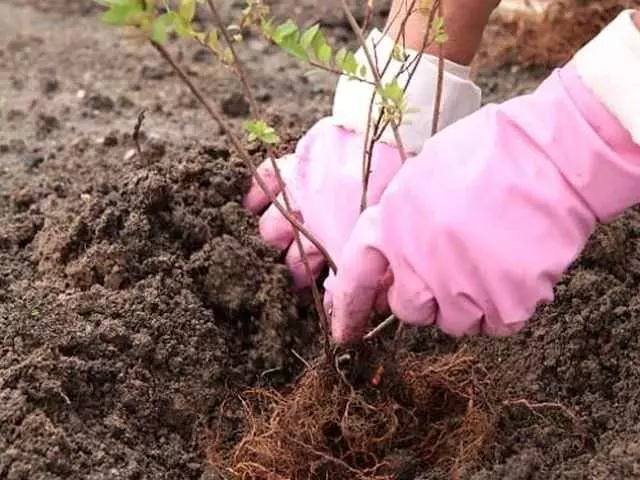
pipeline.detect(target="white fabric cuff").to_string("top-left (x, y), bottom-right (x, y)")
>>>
top-left (331, 28), bottom-right (482, 154)
top-left (574, 9), bottom-right (640, 145)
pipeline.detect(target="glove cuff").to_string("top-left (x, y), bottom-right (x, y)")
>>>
top-left (574, 9), bottom-right (640, 145)
top-left (331, 28), bottom-right (482, 154)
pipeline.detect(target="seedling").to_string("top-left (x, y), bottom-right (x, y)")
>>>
top-left (91, 3), bottom-right (499, 479)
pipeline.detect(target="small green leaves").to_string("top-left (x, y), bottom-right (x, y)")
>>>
top-left (263, 18), bottom-right (367, 79)
top-left (376, 78), bottom-right (410, 127)
top-left (334, 47), bottom-right (362, 77)
top-left (269, 19), bottom-right (308, 61)
top-left (94, 0), bottom-right (209, 45)
top-left (97, 0), bottom-right (148, 26)
top-left (179, 0), bottom-right (201, 24)
top-left (432, 17), bottom-right (448, 44)
top-left (244, 120), bottom-right (280, 145)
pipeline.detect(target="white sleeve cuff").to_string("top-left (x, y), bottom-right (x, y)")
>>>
top-left (331, 28), bottom-right (482, 154)
top-left (574, 9), bottom-right (640, 145)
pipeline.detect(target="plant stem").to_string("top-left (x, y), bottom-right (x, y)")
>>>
top-left (307, 60), bottom-right (376, 86)
top-left (431, 0), bottom-right (445, 134)
top-left (337, 0), bottom-right (408, 162)
top-left (149, 41), bottom-right (336, 275)
top-left (181, 2), bottom-right (334, 359)
top-left (363, 314), bottom-right (397, 340)
top-left (360, 0), bottom-right (422, 213)
top-left (205, 0), bottom-right (260, 119)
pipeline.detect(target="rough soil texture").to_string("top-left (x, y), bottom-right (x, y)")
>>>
top-left (1, 1), bottom-right (640, 479)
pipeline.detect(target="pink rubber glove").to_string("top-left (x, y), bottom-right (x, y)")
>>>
top-left (243, 30), bottom-right (481, 288)
top-left (243, 118), bottom-right (404, 288)
top-left (328, 10), bottom-right (640, 343)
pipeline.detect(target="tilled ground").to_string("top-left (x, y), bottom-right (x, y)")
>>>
top-left (1, 1), bottom-right (639, 479)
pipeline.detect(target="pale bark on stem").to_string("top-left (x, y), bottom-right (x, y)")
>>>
top-left (205, 0), bottom-right (260, 118)
top-left (149, 42), bottom-right (336, 276)
top-left (337, 0), bottom-right (408, 162)
top-left (360, 0), bottom-right (442, 212)
top-left (358, 0), bottom-right (447, 340)
top-left (431, 0), bottom-right (445, 135)
top-left (360, 0), bottom-right (423, 213)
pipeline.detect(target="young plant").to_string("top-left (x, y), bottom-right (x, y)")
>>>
top-left (94, 0), bottom-right (448, 349)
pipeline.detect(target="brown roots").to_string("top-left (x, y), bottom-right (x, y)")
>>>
top-left (209, 347), bottom-right (494, 480)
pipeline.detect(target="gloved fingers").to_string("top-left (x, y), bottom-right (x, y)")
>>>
top-left (373, 269), bottom-right (393, 314)
top-left (258, 192), bottom-right (302, 252)
top-left (387, 281), bottom-right (438, 328)
top-left (330, 243), bottom-right (389, 344)
top-left (243, 154), bottom-right (298, 213)
top-left (284, 233), bottom-right (326, 290)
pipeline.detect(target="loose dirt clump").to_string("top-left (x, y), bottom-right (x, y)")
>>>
top-left (0, 135), bottom-right (318, 479)
top-left (478, 0), bottom-right (640, 70)
top-left (4, 1), bottom-right (640, 479)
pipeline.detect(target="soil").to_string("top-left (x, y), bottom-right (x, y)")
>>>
top-left (1, 1), bottom-right (639, 479)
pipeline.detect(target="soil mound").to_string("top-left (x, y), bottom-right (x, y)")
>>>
top-left (0, 136), bottom-right (316, 479)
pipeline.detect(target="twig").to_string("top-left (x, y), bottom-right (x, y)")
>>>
top-left (362, 0), bottom-right (375, 33)
top-left (133, 108), bottom-right (147, 158)
top-left (205, 0), bottom-right (260, 118)
top-left (149, 42), bottom-right (336, 274)
top-left (337, 0), bottom-right (408, 162)
top-left (363, 314), bottom-right (397, 340)
top-left (307, 60), bottom-right (376, 85)
top-left (431, 0), bottom-right (445, 135)
top-left (360, 0), bottom-right (443, 212)
top-left (202, 1), bottom-right (333, 359)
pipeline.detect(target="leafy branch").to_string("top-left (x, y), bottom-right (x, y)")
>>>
top-left (96, 0), bottom-right (337, 358)
top-left (95, 0), bottom-right (451, 345)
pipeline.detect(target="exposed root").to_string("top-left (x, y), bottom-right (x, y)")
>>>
top-left (209, 347), bottom-right (495, 480)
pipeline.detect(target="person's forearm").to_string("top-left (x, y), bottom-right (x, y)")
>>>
top-left (385, 0), bottom-right (500, 65)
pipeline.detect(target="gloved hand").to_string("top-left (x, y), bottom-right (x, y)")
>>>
top-left (243, 29), bottom-right (481, 288)
top-left (328, 10), bottom-right (640, 343)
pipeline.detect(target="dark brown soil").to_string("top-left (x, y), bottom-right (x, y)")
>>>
top-left (1, 1), bottom-right (640, 479)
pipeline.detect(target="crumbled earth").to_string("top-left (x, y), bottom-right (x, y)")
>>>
top-left (1, 1), bottom-right (639, 479)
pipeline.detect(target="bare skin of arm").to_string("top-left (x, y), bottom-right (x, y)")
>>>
top-left (385, 0), bottom-right (501, 65)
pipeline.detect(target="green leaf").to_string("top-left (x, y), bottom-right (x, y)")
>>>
top-left (207, 28), bottom-right (219, 52)
top-left (244, 120), bottom-right (280, 145)
top-left (179, 0), bottom-right (198, 23)
top-left (300, 24), bottom-right (320, 49)
top-left (342, 51), bottom-right (358, 75)
top-left (335, 47), bottom-right (347, 70)
top-left (432, 16), bottom-right (448, 44)
top-left (151, 13), bottom-right (172, 44)
top-left (316, 43), bottom-right (331, 65)
top-left (272, 19), bottom-right (298, 43)
top-left (381, 79), bottom-right (406, 107)
top-left (100, 3), bottom-right (141, 25)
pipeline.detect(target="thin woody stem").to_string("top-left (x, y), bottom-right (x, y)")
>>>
top-left (431, 0), bottom-right (445, 134)
top-left (184, 1), bottom-right (334, 357)
top-left (149, 42), bottom-right (337, 275)
top-left (337, 0), bottom-right (408, 162)
top-left (359, 0), bottom-right (446, 341)
top-left (205, 0), bottom-right (260, 118)
top-left (360, 0), bottom-right (422, 213)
